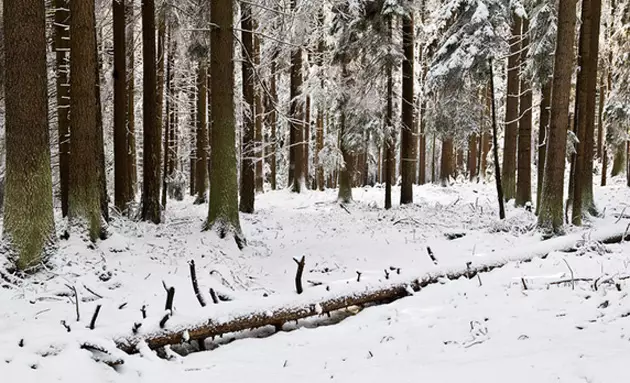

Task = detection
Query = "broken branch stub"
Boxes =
[294,256,306,294]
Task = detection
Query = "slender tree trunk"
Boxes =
[290,0,305,193]
[254,34,264,193]
[456,148,464,178]
[195,63,208,204]
[206,0,245,248]
[440,138,453,187]
[502,13,522,202]
[490,60,506,219]
[536,81,552,215]
[166,25,178,192]
[431,134,437,183]
[597,79,604,159]
[126,0,137,202]
[338,111,353,204]
[480,84,492,181]
[95,22,109,223]
[162,24,173,208]
[304,95,311,188]
[516,18,533,207]
[400,13,415,204]
[3,0,55,270]
[468,134,478,182]
[316,98,325,191]
[69,0,103,240]
[538,0,578,233]
[269,51,278,190]
[385,19,394,209]
[240,3,255,212]
[141,0,161,223]
[189,88,197,196]
[114,0,129,213]
[572,0,602,224]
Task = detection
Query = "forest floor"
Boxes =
[2,177,630,382]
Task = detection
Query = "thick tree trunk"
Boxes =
[536,82,552,216]
[572,0,602,224]
[53,0,70,218]
[337,113,353,203]
[3,0,55,270]
[206,0,245,248]
[400,13,415,204]
[162,24,172,208]
[141,0,161,223]
[538,0,577,233]
[194,64,208,205]
[468,134,478,182]
[126,0,137,202]
[114,0,129,213]
[502,13,522,202]
[69,0,103,240]
[239,3,255,213]
[440,138,453,187]
[516,18,533,207]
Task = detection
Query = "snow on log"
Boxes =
[114,224,630,354]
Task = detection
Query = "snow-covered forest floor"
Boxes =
[3,178,630,382]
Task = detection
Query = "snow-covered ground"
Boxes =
[2,178,630,382]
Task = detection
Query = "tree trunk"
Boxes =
[206,0,245,248]
[597,79,604,159]
[502,13,521,202]
[572,0,602,225]
[400,13,415,204]
[385,20,394,209]
[162,23,173,208]
[3,0,55,270]
[126,0,137,202]
[440,138,453,187]
[269,51,278,190]
[239,3,255,213]
[141,0,161,223]
[538,0,577,234]
[418,101,426,185]
[431,134,437,183]
[489,61,506,219]
[114,0,129,213]
[69,0,103,240]
[254,34,264,194]
[95,22,109,224]
[304,95,311,188]
[195,63,208,204]
[189,89,197,196]
[536,81,552,216]
[53,0,70,218]
[516,17,533,207]
[290,0,305,193]
[337,113,353,204]
[468,134,478,182]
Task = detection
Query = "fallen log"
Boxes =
[114,224,630,354]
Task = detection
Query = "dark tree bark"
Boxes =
[269,51,278,190]
[289,0,305,193]
[400,13,415,204]
[206,0,245,248]
[304,95,311,188]
[240,3,255,213]
[69,0,103,240]
[468,134,478,182]
[195,63,208,204]
[440,138,453,187]
[162,22,176,207]
[141,0,161,223]
[516,17,533,207]
[126,0,137,202]
[538,0,578,233]
[490,61,506,220]
[189,89,197,196]
[571,0,602,225]
[114,0,129,213]
[95,22,109,223]
[536,82,552,216]
[3,0,55,270]
[53,0,70,218]
[502,13,521,202]
[385,18,394,209]
[254,33,264,194]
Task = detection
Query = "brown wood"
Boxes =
[400,13,415,204]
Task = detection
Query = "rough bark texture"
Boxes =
[95,24,109,224]
[516,18,533,207]
[400,13,415,205]
[114,0,128,213]
[536,82,552,216]
[502,13,521,202]
[206,0,244,247]
[384,18,394,209]
[538,0,577,233]
[142,0,161,224]
[440,138,453,187]
[304,95,311,188]
[189,89,197,196]
[572,0,602,225]
[254,34,264,194]
[269,51,278,190]
[162,23,175,207]
[69,0,102,241]
[53,0,70,218]
[289,0,305,193]
[195,64,208,204]
[597,78,604,160]
[126,0,137,202]
[468,134,478,182]
[240,3,255,213]
[337,113,353,204]
[3,0,55,270]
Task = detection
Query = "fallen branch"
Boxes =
[294,256,306,294]
[111,224,630,354]
[65,284,80,322]
[339,204,351,215]
[89,305,102,330]
[189,260,206,307]
[209,288,220,305]
[426,247,438,265]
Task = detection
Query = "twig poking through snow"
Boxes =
[339,204,351,214]
[356,271,362,282]
[623,223,630,242]
[426,247,438,265]
[562,259,575,290]
[188,260,206,307]
[83,284,104,299]
[209,288,220,304]
[65,284,80,322]
[293,256,306,294]
[89,305,102,330]
[384,269,390,280]
[616,207,627,223]
[477,274,483,287]
[141,305,147,319]
[521,278,528,290]
[61,320,71,332]
[164,287,175,311]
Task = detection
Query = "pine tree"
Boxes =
[126,0,137,201]
[195,63,208,204]
[3,0,55,270]
[400,12,415,205]
[240,2,255,212]
[114,0,129,212]
[289,0,305,193]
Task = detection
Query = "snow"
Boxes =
[2,180,630,382]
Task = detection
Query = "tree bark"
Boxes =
[538,0,577,233]
[536,82,552,216]
[53,0,70,218]
[254,33,264,194]
[240,3,255,213]
[189,89,197,196]
[269,51,278,191]
[114,0,129,213]
[206,0,245,248]
[95,22,109,224]
[69,0,103,240]
[440,138,453,187]
[385,19,394,209]
[502,13,521,202]
[516,18,533,207]
[468,134,478,182]
[400,13,415,204]
[195,63,208,204]
[3,0,55,270]
[490,61,506,219]
[289,0,305,193]
[126,0,137,202]
[304,95,311,188]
